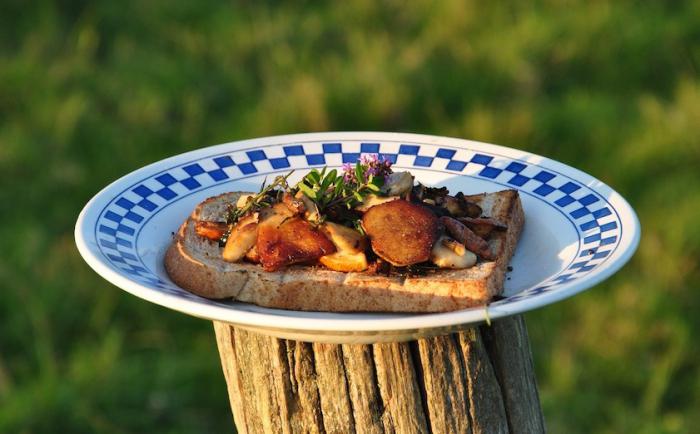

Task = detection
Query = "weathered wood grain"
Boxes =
[213,315,545,434]
[275,340,324,433]
[415,335,471,434]
[457,328,509,434]
[481,315,546,434]
[231,328,280,433]
[372,342,429,433]
[213,322,249,433]
[341,344,385,433]
[311,343,355,433]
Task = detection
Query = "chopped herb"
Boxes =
[226,171,294,224]
[296,155,392,222]
[218,171,294,245]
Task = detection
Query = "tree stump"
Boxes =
[213,315,545,434]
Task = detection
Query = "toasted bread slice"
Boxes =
[164,189,524,313]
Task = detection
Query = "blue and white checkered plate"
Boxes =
[75,132,640,343]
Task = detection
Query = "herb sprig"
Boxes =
[226,171,294,224]
[296,167,345,213]
[222,155,392,238]
[296,155,392,216]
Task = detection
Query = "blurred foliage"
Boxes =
[1,0,699,432]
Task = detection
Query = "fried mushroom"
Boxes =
[362,200,439,266]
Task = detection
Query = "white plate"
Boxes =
[75,132,640,343]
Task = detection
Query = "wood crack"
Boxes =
[480,316,545,433]
[304,341,326,434]
[408,340,432,434]
[450,333,475,434]
[336,344,357,433]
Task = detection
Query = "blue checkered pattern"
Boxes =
[95,140,623,306]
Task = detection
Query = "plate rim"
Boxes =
[75,131,641,333]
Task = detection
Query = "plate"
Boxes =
[75,132,640,343]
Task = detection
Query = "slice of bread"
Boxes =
[164,189,524,313]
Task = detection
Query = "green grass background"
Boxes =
[1,1,699,432]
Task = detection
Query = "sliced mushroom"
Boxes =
[457,216,507,239]
[412,184,448,202]
[439,216,494,260]
[294,191,320,222]
[362,200,439,266]
[319,222,368,272]
[319,251,368,272]
[236,194,255,209]
[441,237,467,256]
[257,216,336,271]
[355,194,400,212]
[382,171,414,196]
[454,192,483,218]
[222,214,259,262]
[282,192,306,215]
[430,235,477,269]
[245,244,260,263]
[443,195,482,218]
[442,196,463,216]
[320,221,367,253]
[259,202,295,220]
[194,221,228,241]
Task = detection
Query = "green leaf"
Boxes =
[321,169,337,191]
[354,162,365,184]
[334,177,344,196]
[353,220,365,235]
[353,191,364,202]
[307,170,321,184]
[298,183,317,200]
[372,175,384,187]
[366,182,380,192]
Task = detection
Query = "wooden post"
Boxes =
[213,315,545,434]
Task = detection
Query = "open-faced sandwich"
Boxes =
[165,155,523,312]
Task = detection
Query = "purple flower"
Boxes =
[360,154,378,165]
[341,154,393,185]
[364,154,392,180]
[342,162,356,183]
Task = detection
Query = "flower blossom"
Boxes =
[342,154,393,184]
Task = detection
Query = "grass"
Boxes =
[1,1,699,432]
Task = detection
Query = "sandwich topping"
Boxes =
[195,155,508,274]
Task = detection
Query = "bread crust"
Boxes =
[164,190,524,312]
